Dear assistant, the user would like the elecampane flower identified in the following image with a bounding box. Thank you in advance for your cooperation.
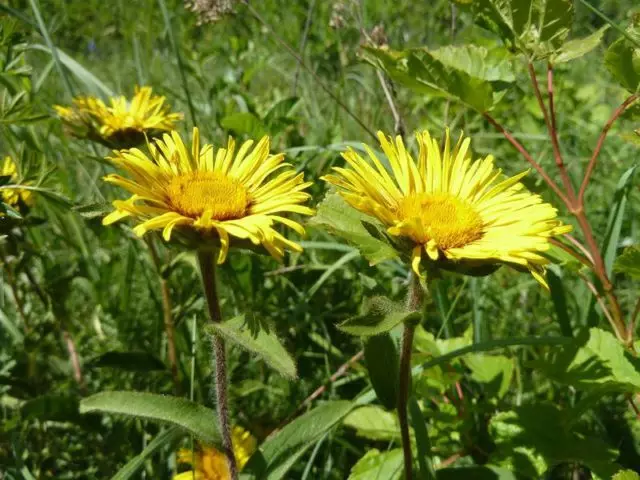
[103,127,313,262]
[1,156,33,212]
[55,86,182,148]
[322,130,572,287]
[174,426,257,480]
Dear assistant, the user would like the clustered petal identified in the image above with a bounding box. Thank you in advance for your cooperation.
[103,127,313,263]
[323,130,572,287]
[174,426,257,480]
[55,86,183,148]
[1,156,33,213]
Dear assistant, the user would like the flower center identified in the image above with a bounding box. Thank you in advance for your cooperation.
[167,172,249,220]
[396,193,484,249]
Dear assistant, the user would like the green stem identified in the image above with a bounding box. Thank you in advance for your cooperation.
[398,273,424,480]
[197,249,237,480]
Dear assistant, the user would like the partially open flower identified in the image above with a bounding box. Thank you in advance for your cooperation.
[103,128,313,262]
[0,156,33,216]
[55,86,182,149]
[174,426,256,480]
[323,130,572,287]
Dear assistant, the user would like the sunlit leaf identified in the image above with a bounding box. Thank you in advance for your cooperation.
[552,26,609,63]
[614,245,640,279]
[348,449,403,480]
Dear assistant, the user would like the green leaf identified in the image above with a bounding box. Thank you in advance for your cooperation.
[311,193,399,265]
[363,46,494,112]
[436,466,519,480]
[364,333,399,410]
[80,392,221,447]
[207,315,296,379]
[111,428,183,480]
[339,296,420,337]
[21,394,82,423]
[489,403,620,478]
[535,327,640,393]
[605,27,640,92]
[464,354,514,399]
[546,266,573,337]
[220,112,267,138]
[429,44,516,82]
[245,401,354,478]
[613,470,640,480]
[472,0,574,59]
[348,449,403,480]
[409,397,436,480]
[614,245,640,279]
[263,97,299,127]
[87,351,167,372]
[344,405,401,441]
[73,202,114,220]
[552,26,609,63]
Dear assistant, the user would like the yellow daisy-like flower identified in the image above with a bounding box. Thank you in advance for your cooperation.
[1,156,33,212]
[322,130,572,287]
[103,127,313,262]
[174,426,257,480]
[55,86,183,149]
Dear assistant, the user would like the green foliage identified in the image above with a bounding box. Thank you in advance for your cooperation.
[605,27,640,92]
[207,315,297,379]
[80,392,222,447]
[363,333,399,409]
[339,296,420,336]
[348,449,403,480]
[343,405,401,441]
[552,26,609,64]
[614,245,640,279]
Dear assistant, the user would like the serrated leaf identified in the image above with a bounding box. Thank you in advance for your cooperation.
[489,403,620,478]
[344,405,401,441]
[364,333,399,410]
[244,401,354,478]
[339,296,419,337]
[311,193,399,265]
[363,46,494,112]
[87,351,166,372]
[207,315,296,379]
[80,392,221,447]
[429,44,516,82]
[552,26,609,63]
[605,28,640,93]
[613,470,640,480]
[472,0,574,59]
[348,449,403,480]
[614,245,640,279]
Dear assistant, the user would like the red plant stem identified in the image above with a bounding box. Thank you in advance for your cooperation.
[482,113,570,205]
[549,238,593,268]
[398,322,417,480]
[563,234,594,265]
[578,93,639,204]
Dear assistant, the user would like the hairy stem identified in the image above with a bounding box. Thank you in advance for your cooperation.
[63,330,85,388]
[146,237,180,393]
[398,273,424,480]
[197,249,237,480]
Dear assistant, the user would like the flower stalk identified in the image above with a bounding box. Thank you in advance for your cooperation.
[398,272,424,480]
[197,249,238,480]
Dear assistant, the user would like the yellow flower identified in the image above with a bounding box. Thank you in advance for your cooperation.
[322,130,572,287]
[1,156,33,212]
[174,426,257,480]
[55,86,183,149]
[103,127,313,262]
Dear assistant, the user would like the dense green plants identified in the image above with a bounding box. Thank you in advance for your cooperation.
[1,0,639,479]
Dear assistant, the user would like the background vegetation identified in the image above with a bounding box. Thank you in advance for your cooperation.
[0,0,639,478]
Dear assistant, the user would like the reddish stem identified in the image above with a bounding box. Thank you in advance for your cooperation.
[63,330,85,388]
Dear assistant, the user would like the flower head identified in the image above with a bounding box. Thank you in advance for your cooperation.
[1,156,33,214]
[55,86,182,149]
[103,127,313,262]
[322,130,572,287]
[174,426,257,480]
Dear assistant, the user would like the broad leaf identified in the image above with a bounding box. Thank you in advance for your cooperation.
[87,351,166,372]
[614,245,640,279]
[208,315,296,379]
[244,401,354,478]
[605,27,640,93]
[464,353,514,398]
[364,333,399,410]
[489,403,620,478]
[363,46,494,112]
[472,0,574,59]
[613,471,640,480]
[552,26,609,63]
[348,449,403,480]
[80,392,221,447]
[311,193,399,265]
[344,405,401,441]
[339,296,420,337]
[220,112,266,138]
[429,44,516,82]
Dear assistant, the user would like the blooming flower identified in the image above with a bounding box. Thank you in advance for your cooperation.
[174,426,257,480]
[55,86,182,149]
[322,130,572,287]
[103,127,313,262]
[1,156,33,214]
